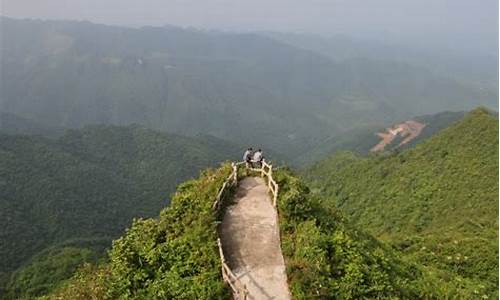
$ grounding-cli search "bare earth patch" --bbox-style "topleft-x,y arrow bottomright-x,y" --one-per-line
371,120 -> 426,152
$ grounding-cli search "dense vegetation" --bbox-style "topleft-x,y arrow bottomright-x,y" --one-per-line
1,14 -> 497,300
275,168 -> 423,298
2,108 -> 496,299
4,241 -> 107,299
43,164 -> 233,299
306,108 -> 499,297
2,17 -> 497,157
276,167 -> 498,299
296,111 -> 466,166
0,125 -> 240,298
0,112 -> 64,137
402,111 -> 467,150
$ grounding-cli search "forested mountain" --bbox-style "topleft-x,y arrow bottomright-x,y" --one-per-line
41,160 -> 494,299
296,110 -> 466,166
1,15 -> 497,300
41,164 -> 235,300
2,108 -> 497,299
0,112 -> 64,137
306,108 -> 499,297
0,125 -> 240,298
1,17 -> 496,157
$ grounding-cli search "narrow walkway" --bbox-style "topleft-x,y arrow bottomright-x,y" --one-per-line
220,177 -> 291,300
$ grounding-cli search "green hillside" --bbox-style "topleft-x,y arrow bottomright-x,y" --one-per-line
4,243 -> 107,299
0,112 -> 64,137
0,125 -> 240,298
42,164 -> 458,300
27,112 -> 498,299
276,168 -> 423,299
274,167 -> 499,299
296,111 -> 466,166
306,108 -> 499,297
42,164 -> 234,299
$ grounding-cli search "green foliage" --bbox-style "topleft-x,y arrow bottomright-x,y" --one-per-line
39,264 -> 112,300
275,168 -> 428,299
5,246 -> 101,299
22,109 -> 499,299
43,164 -> 233,299
296,126 -> 381,166
297,111 -> 466,166
306,108 -> 499,298
0,112 -> 64,137
0,125 -> 239,296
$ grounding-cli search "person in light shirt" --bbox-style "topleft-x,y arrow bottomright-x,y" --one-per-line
252,149 -> 263,168
243,147 -> 253,167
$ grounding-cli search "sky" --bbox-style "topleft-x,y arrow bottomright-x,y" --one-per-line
2,0 -> 498,55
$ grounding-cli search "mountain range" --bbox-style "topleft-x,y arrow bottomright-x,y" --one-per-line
0,125 -> 240,297
305,108 -> 499,297
0,16 -> 497,300
1,17 -> 497,158
26,108 -> 499,299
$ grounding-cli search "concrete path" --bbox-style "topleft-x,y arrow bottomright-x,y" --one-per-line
220,177 -> 291,300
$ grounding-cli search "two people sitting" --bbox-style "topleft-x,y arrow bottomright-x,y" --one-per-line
243,147 -> 264,168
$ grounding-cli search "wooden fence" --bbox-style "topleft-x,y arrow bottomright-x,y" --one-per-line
213,160 -> 280,300
213,162 -> 248,299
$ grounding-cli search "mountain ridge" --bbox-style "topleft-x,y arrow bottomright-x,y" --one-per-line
2,17 -> 496,157
0,125 -> 241,298
296,110 -> 466,166
305,108 -> 499,297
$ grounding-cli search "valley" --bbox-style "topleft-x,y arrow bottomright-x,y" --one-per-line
1,17 -> 497,158
0,14 -> 497,300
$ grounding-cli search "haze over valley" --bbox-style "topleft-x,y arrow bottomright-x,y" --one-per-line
0,1 -> 498,299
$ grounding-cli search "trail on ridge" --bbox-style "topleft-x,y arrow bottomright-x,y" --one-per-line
219,177 -> 291,300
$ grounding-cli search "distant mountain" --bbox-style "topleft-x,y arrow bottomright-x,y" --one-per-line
1,17 -> 496,157
305,108 -> 499,297
297,110 -> 466,166
398,111 -> 468,150
262,31 -> 499,91
370,111 -> 469,153
0,125 -> 240,298
0,112 -> 64,137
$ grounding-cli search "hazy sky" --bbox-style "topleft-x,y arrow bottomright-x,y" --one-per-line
2,0 -> 498,55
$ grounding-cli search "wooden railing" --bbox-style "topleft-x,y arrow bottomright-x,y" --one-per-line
212,162 -> 239,211
213,162 -> 248,300
217,238 -> 248,300
213,160 -> 280,299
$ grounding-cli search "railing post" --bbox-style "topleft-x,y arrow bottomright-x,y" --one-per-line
217,238 -> 226,281
232,162 -> 238,185
273,185 -> 278,207
268,164 -> 272,187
